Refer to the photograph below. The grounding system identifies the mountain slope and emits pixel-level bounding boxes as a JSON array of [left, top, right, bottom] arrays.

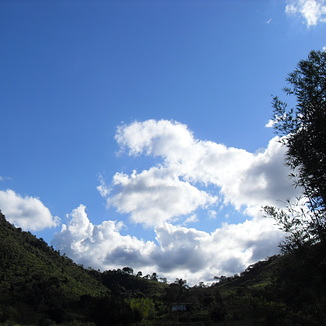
[[0, 211, 168, 325], [1, 209, 325, 325], [215, 245, 326, 325], [0, 211, 109, 324]]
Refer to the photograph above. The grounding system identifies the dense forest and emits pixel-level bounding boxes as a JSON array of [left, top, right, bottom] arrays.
[[0, 51, 325, 325]]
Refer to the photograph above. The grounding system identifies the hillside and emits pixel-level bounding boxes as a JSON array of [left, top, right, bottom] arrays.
[[214, 245, 326, 325], [1, 210, 326, 325], [0, 211, 110, 324], [0, 211, 168, 325]]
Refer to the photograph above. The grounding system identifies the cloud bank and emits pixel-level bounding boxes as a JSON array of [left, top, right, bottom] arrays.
[[0, 189, 60, 231], [52, 204, 156, 271], [53, 119, 300, 284], [53, 204, 283, 285], [286, 0, 326, 26]]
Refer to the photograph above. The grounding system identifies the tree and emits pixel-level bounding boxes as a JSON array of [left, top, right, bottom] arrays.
[[122, 267, 133, 275], [265, 50, 326, 248], [264, 198, 316, 252], [174, 278, 189, 302], [150, 272, 158, 281], [129, 298, 155, 323]]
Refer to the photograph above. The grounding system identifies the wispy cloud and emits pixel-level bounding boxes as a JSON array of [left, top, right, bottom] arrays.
[[182, 214, 199, 225], [286, 0, 326, 27], [0, 176, 12, 182], [97, 174, 111, 198], [0, 189, 60, 231]]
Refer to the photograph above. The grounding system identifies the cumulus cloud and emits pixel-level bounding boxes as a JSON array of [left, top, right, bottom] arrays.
[[52, 119, 300, 284], [115, 119, 195, 158], [101, 120, 299, 227], [286, 0, 326, 27], [53, 205, 283, 285], [52, 204, 156, 271], [151, 217, 284, 284], [0, 189, 60, 231], [106, 167, 217, 226]]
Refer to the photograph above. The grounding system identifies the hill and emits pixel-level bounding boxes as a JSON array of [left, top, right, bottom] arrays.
[[0, 211, 166, 325], [1, 210, 325, 325], [214, 245, 326, 325], [0, 211, 111, 324]]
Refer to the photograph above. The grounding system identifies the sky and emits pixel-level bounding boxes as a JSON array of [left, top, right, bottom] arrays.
[[1, 0, 326, 285]]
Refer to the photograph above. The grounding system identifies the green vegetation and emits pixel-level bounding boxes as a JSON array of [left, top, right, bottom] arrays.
[[0, 209, 326, 325], [264, 50, 326, 251], [0, 211, 108, 324], [0, 50, 325, 325], [216, 248, 326, 325]]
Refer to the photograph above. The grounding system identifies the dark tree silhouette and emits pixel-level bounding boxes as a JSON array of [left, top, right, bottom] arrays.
[[264, 50, 326, 250]]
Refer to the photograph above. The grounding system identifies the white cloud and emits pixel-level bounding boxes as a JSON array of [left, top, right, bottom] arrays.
[[182, 214, 199, 225], [61, 119, 301, 284], [265, 119, 276, 128], [103, 120, 300, 227], [52, 204, 157, 271], [97, 174, 111, 197], [286, 0, 326, 27], [53, 205, 284, 285], [0, 189, 60, 231], [208, 210, 217, 219], [106, 167, 218, 226], [152, 217, 283, 284], [115, 120, 195, 158]]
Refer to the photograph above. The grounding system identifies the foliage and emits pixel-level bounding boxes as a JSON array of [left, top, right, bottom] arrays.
[[100, 269, 166, 300], [269, 50, 326, 239], [1, 209, 326, 325], [264, 198, 318, 253], [87, 296, 135, 326], [216, 248, 326, 325], [0, 210, 172, 324], [256, 51, 326, 324], [129, 298, 156, 323], [122, 266, 134, 275], [0, 211, 110, 324]]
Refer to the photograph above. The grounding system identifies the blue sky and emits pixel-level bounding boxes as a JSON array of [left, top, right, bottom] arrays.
[[1, 0, 326, 285]]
